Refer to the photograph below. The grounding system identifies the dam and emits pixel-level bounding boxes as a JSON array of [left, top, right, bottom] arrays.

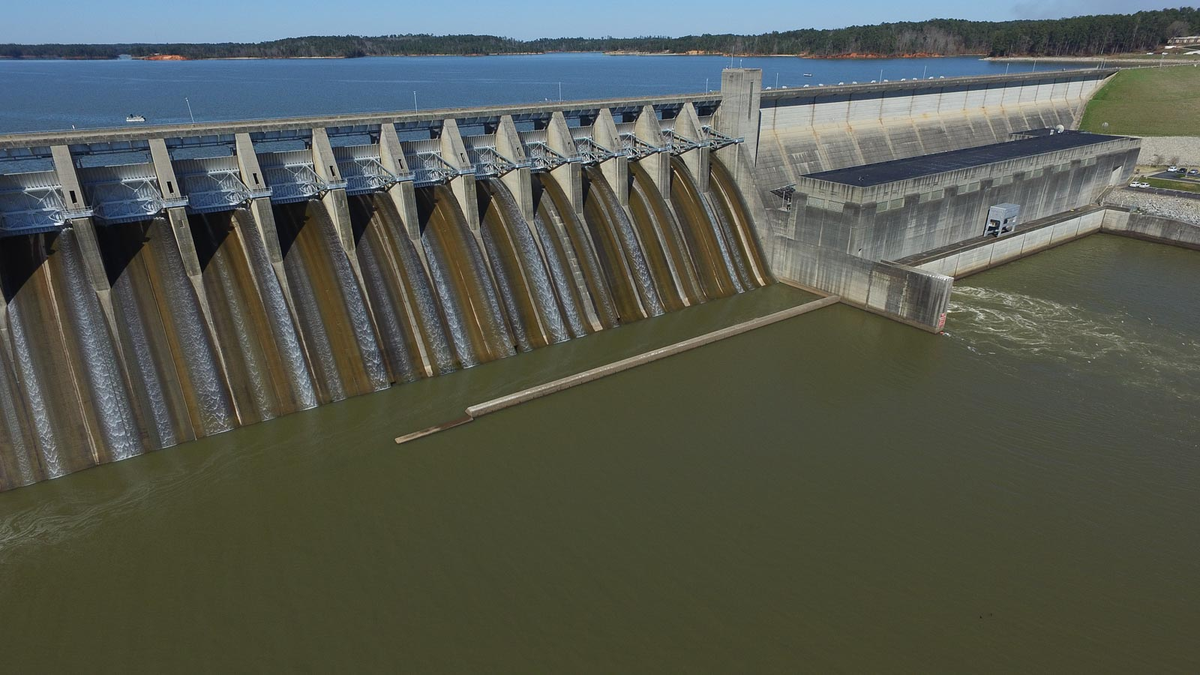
[[0, 66, 1194, 491]]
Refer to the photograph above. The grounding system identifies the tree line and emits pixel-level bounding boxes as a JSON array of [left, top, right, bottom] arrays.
[[2, 8, 1196, 60]]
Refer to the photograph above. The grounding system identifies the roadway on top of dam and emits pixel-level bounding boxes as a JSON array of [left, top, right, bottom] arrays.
[[0, 68, 1114, 151]]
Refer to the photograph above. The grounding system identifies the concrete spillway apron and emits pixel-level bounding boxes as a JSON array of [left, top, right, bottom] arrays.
[[394, 294, 840, 445]]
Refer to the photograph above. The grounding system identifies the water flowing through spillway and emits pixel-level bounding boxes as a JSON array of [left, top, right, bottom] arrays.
[[707, 158, 771, 289], [1, 230, 143, 481], [534, 172, 618, 331], [669, 158, 742, 299], [417, 185, 515, 367], [0, 156, 768, 491], [98, 219, 235, 440], [582, 166, 664, 322], [627, 162, 706, 310], [359, 194, 458, 376], [190, 211, 319, 422], [479, 179, 570, 350], [273, 201, 390, 401]]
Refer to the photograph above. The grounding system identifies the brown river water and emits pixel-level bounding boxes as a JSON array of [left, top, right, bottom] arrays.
[[0, 233, 1197, 673]]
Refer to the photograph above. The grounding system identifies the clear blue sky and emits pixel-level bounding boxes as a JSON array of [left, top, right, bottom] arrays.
[[0, 0, 1182, 43]]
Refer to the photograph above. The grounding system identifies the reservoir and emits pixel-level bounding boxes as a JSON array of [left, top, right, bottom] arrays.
[[1, 234, 1196, 672], [0, 53, 1055, 133]]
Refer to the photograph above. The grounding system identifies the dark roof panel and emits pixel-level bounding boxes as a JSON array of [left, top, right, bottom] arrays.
[[805, 132, 1127, 187]]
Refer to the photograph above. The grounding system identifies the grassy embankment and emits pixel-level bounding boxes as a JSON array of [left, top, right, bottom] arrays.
[[1080, 66, 1200, 136], [1144, 177, 1200, 193]]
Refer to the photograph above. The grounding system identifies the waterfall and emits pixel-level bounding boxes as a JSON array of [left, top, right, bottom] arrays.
[[668, 159, 741, 298], [376, 198, 458, 375], [480, 179, 570, 349], [582, 167, 663, 322], [5, 286, 60, 478], [627, 162, 706, 310], [111, 270, 178, 449], [355, 227, 420, 382], [0, 346, 36, 488], [233, 212, 319, 411], [535, 173, 617, 331], [530, 212, 587, 339], [311, 204, 390, 392], [275, 203, 349, 401], [708, 158, 771, 287], [418, 186, 515, 367], [144, 221, 238, 435]]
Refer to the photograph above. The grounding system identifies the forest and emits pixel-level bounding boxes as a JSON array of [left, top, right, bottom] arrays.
[[1, 8, 1196, 60]]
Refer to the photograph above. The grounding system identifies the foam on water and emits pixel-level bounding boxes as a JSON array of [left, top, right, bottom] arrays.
[[948, 284, 1200, 402]]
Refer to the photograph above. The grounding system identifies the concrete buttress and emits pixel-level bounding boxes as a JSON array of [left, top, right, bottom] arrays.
[[149, 138, 245, 425], [376, 122, 436, 377], [234, 132, 321, 387], [311, 127, 389, 379], [633, 105, 670, 195]]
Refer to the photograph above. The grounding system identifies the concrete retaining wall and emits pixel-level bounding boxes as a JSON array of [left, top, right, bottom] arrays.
[[1100, 210, 1200, 250], [913, 208, 1106, 278], [767, 238, 953, 332]]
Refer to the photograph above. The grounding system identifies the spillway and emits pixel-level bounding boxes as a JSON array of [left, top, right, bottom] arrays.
[[0, 93, 770, 491]]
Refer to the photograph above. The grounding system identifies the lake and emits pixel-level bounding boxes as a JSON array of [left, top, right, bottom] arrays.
[[0, 53, 1064, 134]]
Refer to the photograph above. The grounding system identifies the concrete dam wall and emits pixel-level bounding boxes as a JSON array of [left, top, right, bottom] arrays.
[[0, 67, 1140, 489], [0, 95, 769, 490], [735, 69, 1139, 330]]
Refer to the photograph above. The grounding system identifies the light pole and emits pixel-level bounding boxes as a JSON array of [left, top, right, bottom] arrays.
[[558, 82, 562, 101], [185, 97, 195, 124], [413, 91, 417, 112]]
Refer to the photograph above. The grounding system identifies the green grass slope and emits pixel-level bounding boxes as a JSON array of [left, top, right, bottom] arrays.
[[1080, 66, 1200, 137]]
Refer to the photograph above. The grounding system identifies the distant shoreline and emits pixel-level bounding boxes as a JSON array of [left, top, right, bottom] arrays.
[[0, 51, 992, 62]]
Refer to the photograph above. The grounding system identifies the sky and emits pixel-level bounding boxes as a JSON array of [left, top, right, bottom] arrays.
[[0, 0, 1186, 44]]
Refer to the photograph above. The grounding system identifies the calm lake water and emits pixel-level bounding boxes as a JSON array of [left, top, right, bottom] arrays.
[[0, 53, 1065, 134], [0, 234, 1196, 672]]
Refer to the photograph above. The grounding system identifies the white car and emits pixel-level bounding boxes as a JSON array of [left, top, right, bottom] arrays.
[[1129, 182, 1144, 188], [1168, 165, 1179, 172]]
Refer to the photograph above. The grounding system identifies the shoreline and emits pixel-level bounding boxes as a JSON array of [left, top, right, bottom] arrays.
[[987, 55, 1199, 66], [2, 51, 997, 63]]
